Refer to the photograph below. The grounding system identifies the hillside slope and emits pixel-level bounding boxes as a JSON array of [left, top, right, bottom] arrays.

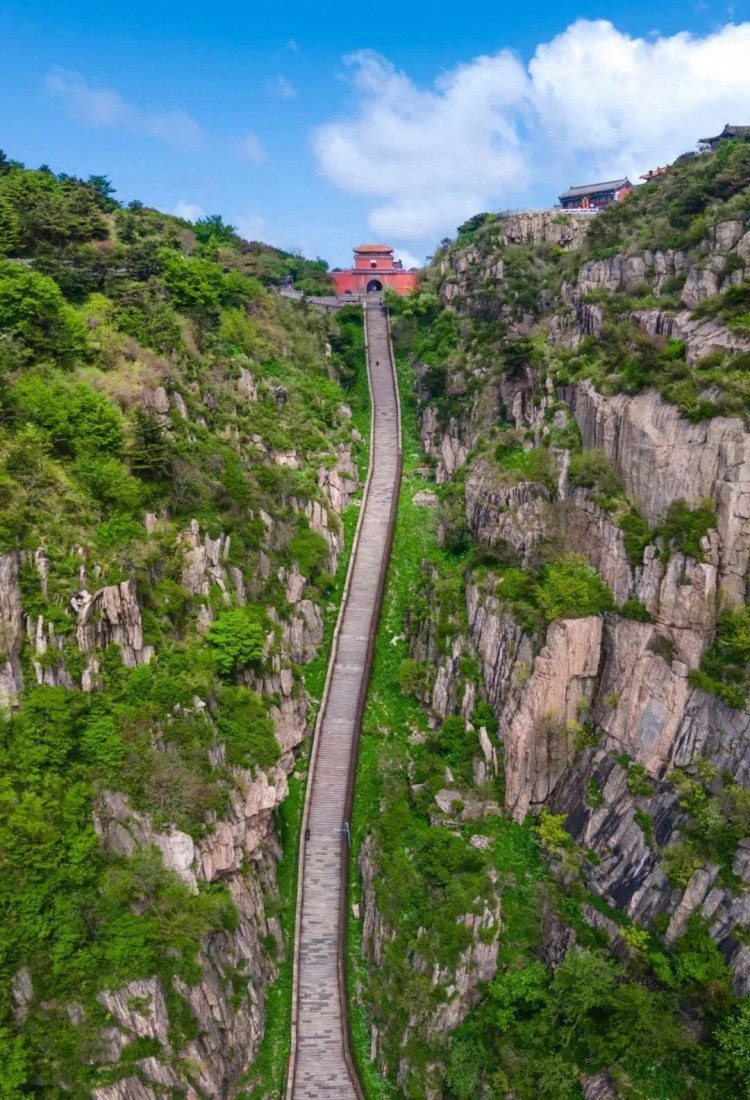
[[351, 140, 750, 1099], [0, 156, 363, 1096]]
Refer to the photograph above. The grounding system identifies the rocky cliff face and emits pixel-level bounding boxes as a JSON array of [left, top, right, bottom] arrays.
[[366, 187, 750, 1091], [1, 440, 356, 1094], [0, 426, 358, 1094], [561, 382, 750, 603]]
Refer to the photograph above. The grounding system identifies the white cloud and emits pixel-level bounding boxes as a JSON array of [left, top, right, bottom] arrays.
[[239, 132, 268, 164], [46, 67, 203, 146], [172, 200, 205, 222], [235, 213, 267, 241], [313, 21, 750, 239], [267, 75, 297, 100], [394, 248, 423, 270]]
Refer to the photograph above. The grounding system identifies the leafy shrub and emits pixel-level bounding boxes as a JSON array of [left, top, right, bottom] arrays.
[[94, 512, 146, 549], [289, 523, 328, 580], [568, 448, 622, 506], [74, 454, 142, 510], [633, 809, 654, 847], [690, 605, 750, 708], [207, 608, 265, 677], [618, 507, 652, 566], [716, 1002, 750, 1090], [160, 249, 259, 314], [492, 565, 542, 633], [662, 842, 702, 888], [218, 308, 269, 358], [0, 262, 88, 365], [14, 374, 123, 456], [672, 913, 731, 994], [620, 598, 651, 622], [193, 213, 238, 244], [627, 763, 653, 797], [620, 925, 650, 953], [536, 554, 614, 620], [659, 498, 716, 561], [396, 658, 431, 697], [536, 807, 573, 856], [215, 685, 278, 768], [115, 300, 183, 354], [495, 437, 555, 489], [429, 715, 478, 783], [129, 409, 172, 481], [586, 778, 604, 808], [471, 700, 498, 736]]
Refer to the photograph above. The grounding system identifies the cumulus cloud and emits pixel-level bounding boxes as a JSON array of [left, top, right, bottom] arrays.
[[239, 132, 267, 164], [46, 68, 203, 146], [267, 75, 297, 100], [313, 20, 750, 239], [172, 200, 206, 222]]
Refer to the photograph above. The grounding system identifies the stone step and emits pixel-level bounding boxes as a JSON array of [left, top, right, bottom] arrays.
[[288, 305, 401, 1099]]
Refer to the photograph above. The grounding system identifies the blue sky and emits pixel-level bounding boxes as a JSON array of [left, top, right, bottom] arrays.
[[1, 0, 749, 267]]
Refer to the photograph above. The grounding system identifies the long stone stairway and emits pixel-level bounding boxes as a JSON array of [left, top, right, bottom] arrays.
[[286, 301, 402, 1098]]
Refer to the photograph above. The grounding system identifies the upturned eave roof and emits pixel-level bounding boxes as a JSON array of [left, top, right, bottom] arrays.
[[558, 178, 632, 201]]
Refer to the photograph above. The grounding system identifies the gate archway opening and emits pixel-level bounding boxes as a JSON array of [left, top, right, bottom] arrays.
[[366, 279, 383, 293]]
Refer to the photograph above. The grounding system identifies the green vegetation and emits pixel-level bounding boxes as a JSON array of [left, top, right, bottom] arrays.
[[690, 605, 750, 707], [207, 608, 266, 677], [495, 432, 556, 489], [568, 447, 622, 508], [0, 261, 89, 364], [659, 499, 716, 561], [350, 143, 750, 1099], [580, 138, 750, 258], [0, 151, 369, 1092], [535, 553, 615, 620]]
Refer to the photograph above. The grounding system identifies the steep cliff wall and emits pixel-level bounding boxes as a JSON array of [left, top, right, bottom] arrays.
[[0, 162, 368, 1096], [360, 143, 750, 1098]]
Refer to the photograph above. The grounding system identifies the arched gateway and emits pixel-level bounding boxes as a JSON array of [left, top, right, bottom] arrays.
[[331, 243, 419, 296]]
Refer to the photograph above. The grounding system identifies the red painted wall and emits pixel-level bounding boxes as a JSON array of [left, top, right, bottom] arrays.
[[354, 251, 393, 270], [331, 269, 419, 296], [331, 244, 420, 297]]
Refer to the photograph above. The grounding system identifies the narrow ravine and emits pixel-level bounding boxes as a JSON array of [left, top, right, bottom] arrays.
[[287, 301, 402, 1098]]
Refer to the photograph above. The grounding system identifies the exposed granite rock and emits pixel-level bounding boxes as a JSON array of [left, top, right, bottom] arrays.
[[181, 519, 232, 600], [237, 367, 258, 402], [92, 1080, 161, 1100], [574, 254, 649, 297], [280, 599, 323, 664], [632, 307, 750, 364], [0, 552, 24, 711], [562, 381, 750, 603], [467, 582, 532, 713], [318, 446, 358, 513], [501, 616, 603, 819], [581, 1072, 617, 1100], [360, 834, 501, 1071], [11, 967, 33, 1026], [99, 978, 170, 1047], [73, 580, 153, 667], [94, 791, 198, 892], [427, 894, 501, 1034], [27, 614, 75, 689], [465, 459, 552, 567], [421, 404, 470, 483]]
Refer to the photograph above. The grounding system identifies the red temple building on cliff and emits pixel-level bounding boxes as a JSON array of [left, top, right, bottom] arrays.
[[558, 178, 632, 210], [331, 244, 419, 297]]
